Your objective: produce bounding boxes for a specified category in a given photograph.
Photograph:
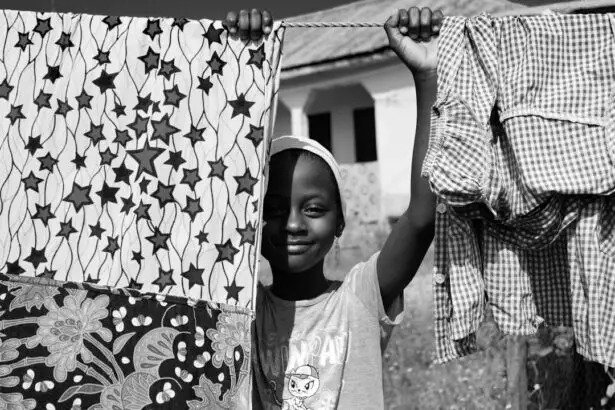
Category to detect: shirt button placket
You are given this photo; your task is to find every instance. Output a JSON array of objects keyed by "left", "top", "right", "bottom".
[{"left": 435, "top": 202, "right": 447, "bottom": 285}]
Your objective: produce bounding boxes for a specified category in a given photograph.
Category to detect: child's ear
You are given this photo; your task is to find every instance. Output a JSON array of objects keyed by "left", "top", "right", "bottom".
[
  {"left": 336, "top": 221, "right": 345, "bottom": 238},
  {"left": 335, "top": 207, "right": 345, "bottom": 237}
]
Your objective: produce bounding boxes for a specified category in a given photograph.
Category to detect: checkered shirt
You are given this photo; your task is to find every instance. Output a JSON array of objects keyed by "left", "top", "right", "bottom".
[
  {"left": 423, "top": 13, "right": 615, "bottom": 221},
  {"left": 428, "top": 14, "right": 615, "bottom": 366},
  {"left": 567, "top": 196, "right": 615, "bottom": 365},
  {"left": 432, "top": 201, "right": 573, "bottom": 363}
]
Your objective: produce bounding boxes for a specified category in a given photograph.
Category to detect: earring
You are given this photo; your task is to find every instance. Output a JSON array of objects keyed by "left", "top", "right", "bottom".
[{"left": 334, "top": 236, "right": 341, "bottom": 266}]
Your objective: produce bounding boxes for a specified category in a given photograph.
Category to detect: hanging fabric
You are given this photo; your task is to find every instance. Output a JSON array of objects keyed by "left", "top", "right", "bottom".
[
  {"left": 0, "top": 9, "right": 284, "bottom": 408},
  {"left": 426, "top": 12, "right": 615, "bottom": 367}
]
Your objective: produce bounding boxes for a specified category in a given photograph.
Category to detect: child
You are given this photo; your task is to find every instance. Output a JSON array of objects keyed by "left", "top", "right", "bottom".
[{"left": 225, "top": 7, "right": 442, "bottom": 409}]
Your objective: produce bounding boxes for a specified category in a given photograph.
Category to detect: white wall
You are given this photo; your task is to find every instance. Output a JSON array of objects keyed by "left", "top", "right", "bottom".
[
  {"left": 273, "top": 101, "right": 291, "bottom": 137},
  {"left": 330, "top": 107, "right": 355, "bottom": 164},
  {"left": 276, "top": 61, "right": 419, "bottom": 218},
  {"left": 306, "top": 85, "right": 373, "bottom": 164}
]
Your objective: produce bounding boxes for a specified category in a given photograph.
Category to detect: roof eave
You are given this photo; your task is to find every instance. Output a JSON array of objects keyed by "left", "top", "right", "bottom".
[
  {"left": 498, "top": 0, "right": 615, "bottom": 15},
  {"left": 281, "top": 47, "right": 396, "bottom": 82},
  {"left": 281, "top": 0, "right": 615, "bottom": 81}
]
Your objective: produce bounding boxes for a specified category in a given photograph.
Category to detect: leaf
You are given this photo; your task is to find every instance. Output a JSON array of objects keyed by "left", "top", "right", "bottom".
[
  {"left": 133, "top": 327, "right": 179, "bottom": 376},
  {"left": 100, "top": 384, "right": 122, "bottom": 409},
  {"left": 121, "top": 372, "right": 156, "bottom": 410},
  {"left": 113, "top": 332, "right": 136, "bottom": 354},
  {"left": 59, "top": 383, "right": 105, "bottom": 402},
  {"left": 0, "top": 376, "right": 18, "bottom": 387},
  {"left": 7, "top": 282, "right": 60, "bottom": 312}
]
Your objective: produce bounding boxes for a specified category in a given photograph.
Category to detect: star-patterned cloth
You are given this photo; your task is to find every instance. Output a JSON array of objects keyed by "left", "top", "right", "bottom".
[{"left": 0, "top": 10, "right": 285, "bottom": 308}]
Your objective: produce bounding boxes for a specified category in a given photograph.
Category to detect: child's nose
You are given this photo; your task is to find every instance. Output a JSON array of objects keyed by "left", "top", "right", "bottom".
[{"left": 285, "top": 208, "right": 306, "bottom": 233}]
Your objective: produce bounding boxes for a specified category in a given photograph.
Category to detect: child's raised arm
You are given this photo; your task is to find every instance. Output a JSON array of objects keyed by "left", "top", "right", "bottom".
[{"left": 377, "top": 8, "right": 442, "bottom": 310}]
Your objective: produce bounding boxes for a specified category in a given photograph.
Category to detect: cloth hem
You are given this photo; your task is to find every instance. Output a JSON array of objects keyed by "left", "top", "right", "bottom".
[{"left": 0, "top": 273, "right": 254, "bottom": 316}]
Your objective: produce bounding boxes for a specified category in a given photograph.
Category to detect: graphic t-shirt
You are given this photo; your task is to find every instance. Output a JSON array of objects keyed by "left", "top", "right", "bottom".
[{"left": 252, "top": 252, "right": 404, "bottom": 410}]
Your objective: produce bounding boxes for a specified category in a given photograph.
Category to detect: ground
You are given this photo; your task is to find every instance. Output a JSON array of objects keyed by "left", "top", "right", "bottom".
[
  {"left": 325, "top": 245, "right": 511, "bottom": 409},
  {"left": 379, "top": 247, "right": 510, "bottom": 409}
]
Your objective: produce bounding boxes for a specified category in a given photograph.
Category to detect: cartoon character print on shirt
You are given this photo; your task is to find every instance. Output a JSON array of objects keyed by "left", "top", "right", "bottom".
[
  {"left": 268, "top": 365, "right": 321, "bottom": 410},
  {"left": 284, "top": 365, "right": 321, "bottom": 410},
  {"left": 257, "top": 325, "right": 347, "bottom": 409}
]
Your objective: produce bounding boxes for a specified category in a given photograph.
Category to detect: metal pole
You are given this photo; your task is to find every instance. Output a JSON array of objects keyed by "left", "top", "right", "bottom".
[{"left": 50, "top": 0, "right": 56, "bottom": 12}]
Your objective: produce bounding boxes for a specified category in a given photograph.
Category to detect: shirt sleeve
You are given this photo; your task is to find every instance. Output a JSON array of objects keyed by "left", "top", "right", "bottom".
[{"left": 343, "top": 251, "right": 404, "bottom": 328}]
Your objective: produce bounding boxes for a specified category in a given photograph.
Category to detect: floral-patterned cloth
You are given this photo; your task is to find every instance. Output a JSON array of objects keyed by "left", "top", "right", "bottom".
[
  {"left": 0, "top": 273, "right": 252, "bottom": 409},
  {"left": 0, "top": 9, "right": 284, "bottom": 308}
]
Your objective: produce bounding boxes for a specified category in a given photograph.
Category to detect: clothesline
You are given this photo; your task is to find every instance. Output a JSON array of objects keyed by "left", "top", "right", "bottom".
[{"left": 281, "top": 21, "right": 384, "bottom": 27}]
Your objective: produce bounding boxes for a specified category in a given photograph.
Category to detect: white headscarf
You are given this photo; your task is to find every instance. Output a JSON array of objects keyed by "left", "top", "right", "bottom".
[{"left": 267, "top": 135, "right": 347, "bottom": 225}]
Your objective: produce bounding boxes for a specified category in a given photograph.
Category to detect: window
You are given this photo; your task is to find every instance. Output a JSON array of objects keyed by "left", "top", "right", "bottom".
[
  {"left": 308, "top": 112, "right": 331, "bottom": 151},
  {"left": 353, "top": 107, "right": 377, "bottom": 162}
]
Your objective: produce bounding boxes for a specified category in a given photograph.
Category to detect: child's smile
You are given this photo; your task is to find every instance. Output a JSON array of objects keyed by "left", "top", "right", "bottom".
[{"left": 282, "top": 239, "right": 314, "bottom": 255}]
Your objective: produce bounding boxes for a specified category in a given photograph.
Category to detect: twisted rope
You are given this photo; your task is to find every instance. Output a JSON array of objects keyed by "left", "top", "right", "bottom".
[{"left": 282, "top": 21, "right": 384, "bottom": 28}]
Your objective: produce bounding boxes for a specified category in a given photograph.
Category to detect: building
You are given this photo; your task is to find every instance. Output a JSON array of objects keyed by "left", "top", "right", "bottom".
[{"left": 274, "top": 0, "right": 615, "bottom": 227}]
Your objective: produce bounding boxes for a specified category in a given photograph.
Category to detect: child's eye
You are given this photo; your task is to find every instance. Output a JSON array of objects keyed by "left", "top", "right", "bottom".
[
  {"left": 304, "top": 206, "right": 326, "bottom": 216},
  {"left": 263, "top": 203, "right": 287, "bottom": 218}
]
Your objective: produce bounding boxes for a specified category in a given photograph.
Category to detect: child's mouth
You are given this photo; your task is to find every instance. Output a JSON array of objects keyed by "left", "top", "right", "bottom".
[
  {"left": 285, "top": 243, "right": 312, "bottom": 254},
  {"left": 275, "top": 240, "right": 313, "bottom": 255}
]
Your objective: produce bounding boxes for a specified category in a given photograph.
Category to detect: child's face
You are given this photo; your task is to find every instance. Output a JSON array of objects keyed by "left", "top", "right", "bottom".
[{"left": 262, "top": 152, "right": 340, "bottom": 275}]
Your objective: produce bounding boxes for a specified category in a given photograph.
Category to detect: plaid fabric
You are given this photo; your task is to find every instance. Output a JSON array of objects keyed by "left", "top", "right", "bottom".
[
  {"left": 432, "top": 201, "right": 572, "bottom": 363},
  {"left": 424, "top": 14, "right": 615, "bottom": 221},
  {"left": 432, "top": 201, "right": 479, "bottom": 362},
  {"left": 568, "top": 197, "right": 615, "bottom": 365},
  {"left": 429, "top": 14, "right": 615, "bottom": 365}
]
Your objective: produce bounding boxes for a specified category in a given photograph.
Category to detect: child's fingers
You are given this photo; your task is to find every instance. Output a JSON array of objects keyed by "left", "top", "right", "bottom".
[
  {"left": 224, "top": 11, "right": 238, "bottom": 35},
  {"left": 397, "top": 9, "right": 409, "bottom": 34},
  {"left": 408, "top": 7, "right": 420, "bottom": 40},
  {"left": 383, "top": 11, "right": 400, "bottom": 43},
  {"left": 432, "top": 10, "right": 443, "bottom": 35},
  {"left": 419, "top": 8, "right": 432, "bottom": 41},
  {"left": 384, "top": 10, "right": 398, "bottom": 29},
  {"left": 238, "top": 9, "right": 250, "bottom": 41},
  {"left": 262, "top": 10, "right": 273, "bottom": 35},
  {"left": 250, "top": 9, "right": 262, "bottom": 41}
]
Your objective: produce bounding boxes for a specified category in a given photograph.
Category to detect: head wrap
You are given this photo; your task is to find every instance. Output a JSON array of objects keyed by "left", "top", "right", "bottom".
[{"left": 267, "top": 135, "right": 346, "bottom": 225}]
